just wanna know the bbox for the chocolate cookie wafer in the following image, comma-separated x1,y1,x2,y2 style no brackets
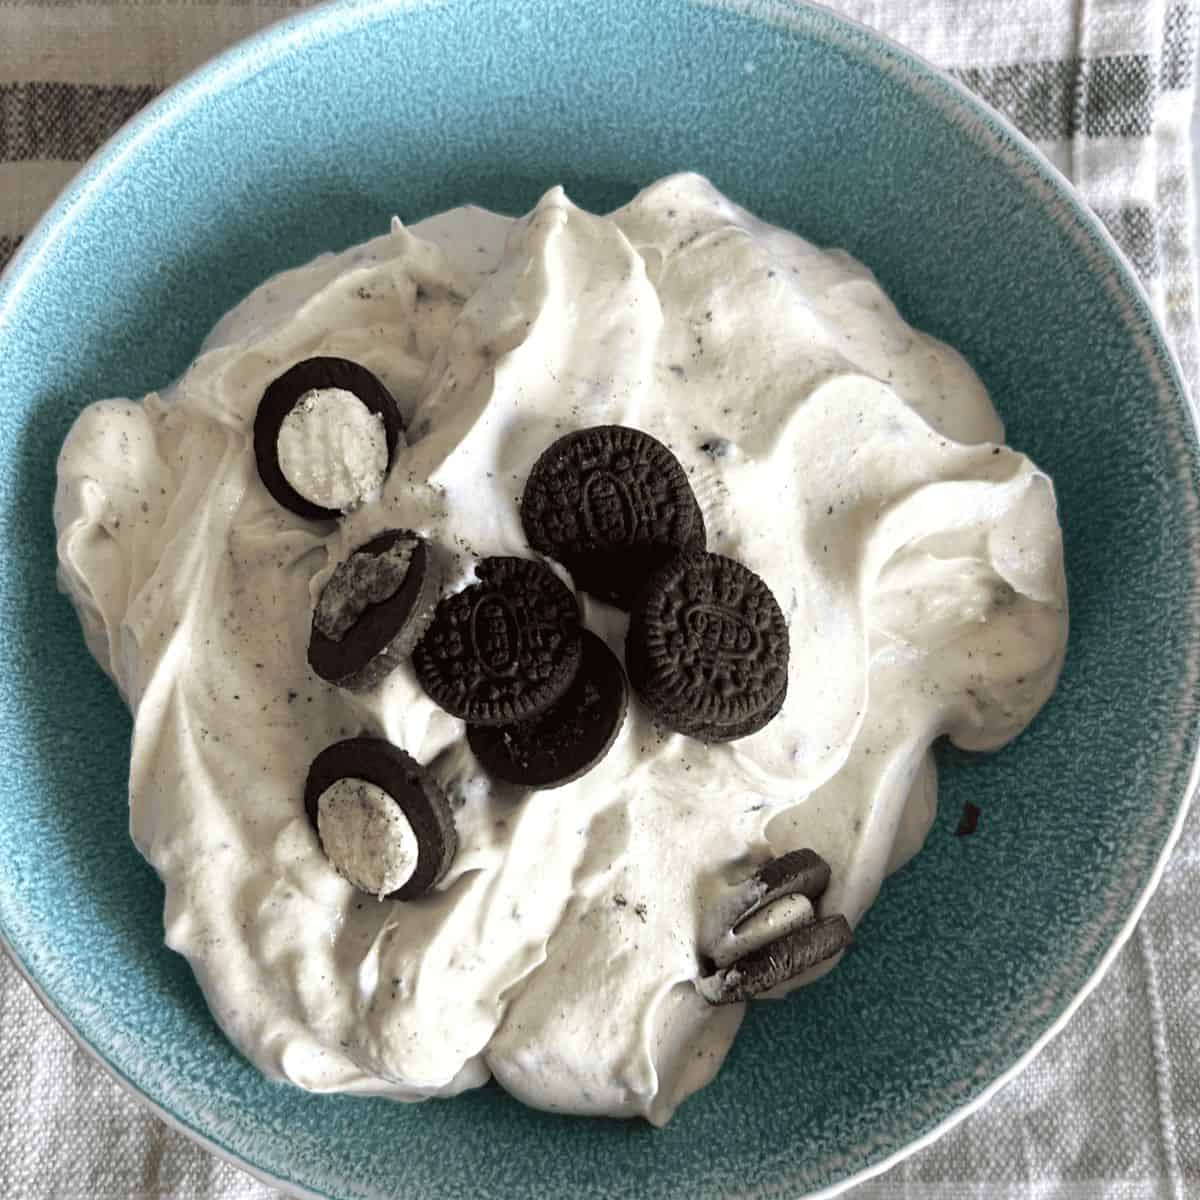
308,529,437,691
467,630,627,789
520,425,706,609
626,549,788,741
698,916,854,1004
304,737,457,901
254,356,404,520
413,556,582,725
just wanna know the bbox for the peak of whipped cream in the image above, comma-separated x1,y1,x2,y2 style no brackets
53,174,1066,1124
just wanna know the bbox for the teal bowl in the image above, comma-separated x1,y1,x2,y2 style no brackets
1,1,1198,1196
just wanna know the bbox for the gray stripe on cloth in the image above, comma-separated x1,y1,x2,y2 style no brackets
951,61,1078,140
1163,3,1197,91
1078,56,1157,137
0,81,158,163
1095,205,1161,283
952,56,1156,141
0,234,21,273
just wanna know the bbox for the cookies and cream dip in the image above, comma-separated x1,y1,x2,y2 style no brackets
53,173,1067,1124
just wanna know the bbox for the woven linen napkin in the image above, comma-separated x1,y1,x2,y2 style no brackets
2,1,1197,1196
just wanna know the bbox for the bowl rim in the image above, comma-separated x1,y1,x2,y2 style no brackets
1,0,1198,1197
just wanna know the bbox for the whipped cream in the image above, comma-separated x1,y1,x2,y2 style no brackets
53,174,1067,1124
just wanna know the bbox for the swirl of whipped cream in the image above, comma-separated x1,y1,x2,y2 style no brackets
53,174,1066,1124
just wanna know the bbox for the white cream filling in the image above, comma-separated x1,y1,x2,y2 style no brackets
277,387,387,511
316,778,419,899
710,894,817,969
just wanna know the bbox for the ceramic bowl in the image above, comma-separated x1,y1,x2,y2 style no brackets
1,1,1197,1197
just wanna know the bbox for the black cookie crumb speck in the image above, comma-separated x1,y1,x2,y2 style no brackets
699,437,733,459
955,801,981,837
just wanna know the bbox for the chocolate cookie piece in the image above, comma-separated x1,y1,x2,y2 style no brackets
304,737,456,901
467,631,627,789
308,530,436,692
520,425,706,609
955,801,981,837
254,356,404,521
626,550,788,741
413,557,582,725
650,686,787,745
753,848,832,907
698,916,853,1005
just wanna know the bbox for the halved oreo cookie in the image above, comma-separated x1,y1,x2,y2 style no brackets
308,529,436,692
254,356,404,521
701,849,834,969
467,630,627,789
698,916,854,1005
304,737,456,901
520,425,706,610
412,556,582,725
626,549,788,742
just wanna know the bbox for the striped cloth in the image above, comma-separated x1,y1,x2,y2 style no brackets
2,2,1198,1197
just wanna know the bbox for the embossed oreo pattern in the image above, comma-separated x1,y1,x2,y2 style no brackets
626,550,789,741
413,557,581,725
520,425,706,609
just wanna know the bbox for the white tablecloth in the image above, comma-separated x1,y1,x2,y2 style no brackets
2,1,1197,1195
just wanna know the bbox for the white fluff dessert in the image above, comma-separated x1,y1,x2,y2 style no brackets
53,173,1067,1125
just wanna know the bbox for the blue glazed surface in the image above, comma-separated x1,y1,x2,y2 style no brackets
1,1,1198,1197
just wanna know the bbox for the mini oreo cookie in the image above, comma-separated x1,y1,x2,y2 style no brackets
254,356,404,521
520,425,706,609
304,737,456,901
699,916,853,1005
702,849,834,969
413,556,582,725
467,630,627,789
626,550,788,742
308,530,437,692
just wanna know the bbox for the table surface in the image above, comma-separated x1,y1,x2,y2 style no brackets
2,2,1198,1198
